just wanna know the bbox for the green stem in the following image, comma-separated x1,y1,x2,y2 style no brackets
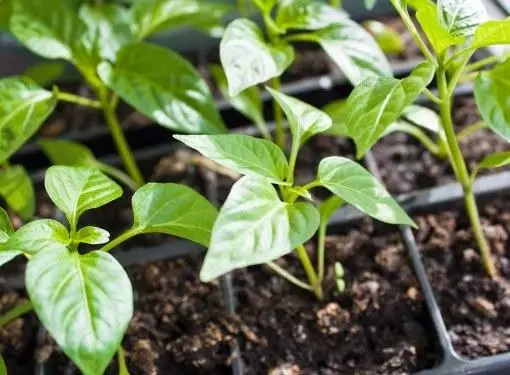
254,118,273,142
271,77,286,150
56,92,102,109
437,62,497,278
457,121,487,141
296,245,323,300
464,54,506,73
100,228,141,253
391,121,443,157
286,138,300,184
317,223,327,281
100,92,145,188
97,162,138,192
266,262,314,291
423,88,442,105
302,180,322,191
118,347,130,375
0,300,33,327
448,51,473,96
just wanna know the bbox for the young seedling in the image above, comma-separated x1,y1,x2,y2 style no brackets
2,0,230,189
0,165,217,375
338,0,510,278
175,90,416,300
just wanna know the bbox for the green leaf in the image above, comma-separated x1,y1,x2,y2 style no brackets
175,134,289,183
401,105,442,133
292,19,391,85
478,151,510,170
10,0,87,61
26,247,132,375
210,64,265,130
79,4,133,61
438,0,487,37
220,19,294,96
118,348,130,375
474,60,510,142
267,88,332,145
318,157,415,226
251,0,277,13
131,183,218,247
415,0,464,53
0,0,11,31
319,196,344,224
98,42,226,134
344,62,436,158
322,99,348,136
275,0,348,31
3,219,69,256
44,166,122,228
39,139,97,166
0,352,7,375
0,165,35,220
131,0,232,40
0,76,57,163
363,20,404,55
473,18,510,48
0,207,13,238
200,176,319,281
75,226,110,245
23,62,65,87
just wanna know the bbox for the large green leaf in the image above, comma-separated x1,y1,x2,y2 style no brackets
0,165,35,220
0,77,57,163
474,60,510,142
275,0,348,31
267,88,331,145
44,166,122,228
344,62,436,158
10,0,87,61
131,0,232,40
26,247,132,375
318,157,415,226
200,176,319,281
131,183,217,247
292,18,391,85
473,18,510,48
174,134,289,184
220,19,294,96
438,0,487,37
414,0,464,53
98,42,226,134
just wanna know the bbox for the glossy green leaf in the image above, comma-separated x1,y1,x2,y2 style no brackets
292,18,391,85
401,105,442,133
363,20,404,55
131,0,232,40
276,0,348,31
415,0,464,53
474,60,510,142
45,166,122,228
75,226,110,245
26,247,132,375
438,0,487,37
267,88,332,145
220,19,294,96
0,76,57,163
322,99,348,136
318,157,415,226
478,151,510,170
131,183,217,246
344,62,436,158
10,0,87,61
0,165,35,220
3,219,69,255
473,18,510,48
24,62,65,87
175,134,289,183
200,176,319,281
98,42,226,134
39,139,97,166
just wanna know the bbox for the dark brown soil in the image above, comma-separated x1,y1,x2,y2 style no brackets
414,195,510,359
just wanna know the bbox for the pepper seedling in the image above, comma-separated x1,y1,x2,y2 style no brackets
0,165,217,375
337,0,510,278
175,90,416,300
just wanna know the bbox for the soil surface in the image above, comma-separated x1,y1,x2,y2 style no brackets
414,194,510,359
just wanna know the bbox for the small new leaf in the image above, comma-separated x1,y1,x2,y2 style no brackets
220,19,294,96
473,151,510,180
267,88,332,145
132,183,218,246
438,0,487,37
200,176,319,281
0,165,35,220
175,134,289,184
75,226,110,245
363,20,405,55
318,157,415,226
26,248,132,375
98,42,226,134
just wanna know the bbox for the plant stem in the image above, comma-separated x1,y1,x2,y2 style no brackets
56,92,102,109
457,121,487,140
437,62,497,278
296,245,323,300
266,262,314,291
464,54,506,73
423,88,442,105
0,300,33,327
390,121,442,157
271,77,286,150
317,223,327,281
286,138,300,184
118,347,129,375
97,162,138,192
100,228,141,253
99,93,145,187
